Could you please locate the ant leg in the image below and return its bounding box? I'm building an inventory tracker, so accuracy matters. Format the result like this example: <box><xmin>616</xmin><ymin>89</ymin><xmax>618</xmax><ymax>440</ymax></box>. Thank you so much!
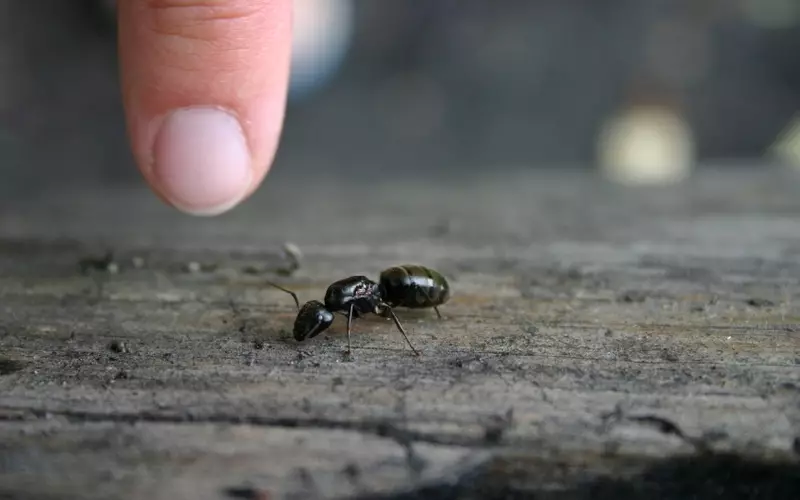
<box><xmin>346</xmin><ymin>303</ymin><xmax>355</xmax><ymax>354</ymax></box>
<box><xmin>264</xmin><ymin>280</ymin><xmax>300</xmax><ymax>310</ymax></box>
<box><xmin>381</xmin><ymin>305</ymin><xmax>420</xmax><ymax>356</ymax></box>
<box><xmin>433</xmin><ymin>305</ymin><xmax>443</xmax><ymax>319</ymax></box>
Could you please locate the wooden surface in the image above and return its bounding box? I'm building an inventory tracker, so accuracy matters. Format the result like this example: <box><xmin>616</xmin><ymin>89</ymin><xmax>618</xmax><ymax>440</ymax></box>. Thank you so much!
<box><xmin>2</xmin><ymin>167</ymin><xmax>800</xmax><ymax>499</ymax></box>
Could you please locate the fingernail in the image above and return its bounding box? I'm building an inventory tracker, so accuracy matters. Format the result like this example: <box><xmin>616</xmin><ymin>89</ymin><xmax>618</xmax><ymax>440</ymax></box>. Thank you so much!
<box><xmin>152</xmin><ymin>107</ymin><xmax>253</xmax><ymax>216</ymax></box>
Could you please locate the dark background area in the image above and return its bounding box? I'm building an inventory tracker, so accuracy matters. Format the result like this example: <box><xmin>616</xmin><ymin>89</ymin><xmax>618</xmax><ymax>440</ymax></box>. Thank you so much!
<box><xmin>0</xmin><ymin>0</ymin><xmax>799</xmax><ymax>195</ymax></box>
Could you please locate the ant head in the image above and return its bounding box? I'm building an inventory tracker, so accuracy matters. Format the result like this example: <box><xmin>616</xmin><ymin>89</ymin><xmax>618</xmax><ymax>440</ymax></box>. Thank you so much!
<box><xmin>294</xmin><ymin>300</ymin><xmax>334</xmax><ymax>341</ymax></box>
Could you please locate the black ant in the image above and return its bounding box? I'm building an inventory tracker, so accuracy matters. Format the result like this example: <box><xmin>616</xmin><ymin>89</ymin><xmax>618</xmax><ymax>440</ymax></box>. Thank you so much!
<box><xmin>266</xmin><ymin>264</ymin><xmax>451</xmax><ymax>356</ymax></box>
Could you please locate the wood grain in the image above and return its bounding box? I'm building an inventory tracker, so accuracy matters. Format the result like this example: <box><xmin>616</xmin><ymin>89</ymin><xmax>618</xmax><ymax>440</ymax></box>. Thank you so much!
<box><xmin>1</xmin><ymin>167</ymin><xmax>800</xmax><ymax>499</ymax></box>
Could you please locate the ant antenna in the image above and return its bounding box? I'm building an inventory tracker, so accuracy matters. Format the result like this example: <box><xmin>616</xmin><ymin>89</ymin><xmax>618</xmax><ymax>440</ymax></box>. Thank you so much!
<box><xmin>265</xmin><ymin>280</ymin><xmax>300</xmax><ymax>310</ymax></box>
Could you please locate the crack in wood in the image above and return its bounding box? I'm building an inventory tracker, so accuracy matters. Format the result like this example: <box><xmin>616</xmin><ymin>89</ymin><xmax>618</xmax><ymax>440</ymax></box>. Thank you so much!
<box><xmin>0</xmin><ymin>407</ymin><xmax>508</xmax><ymax>449</ymax></box>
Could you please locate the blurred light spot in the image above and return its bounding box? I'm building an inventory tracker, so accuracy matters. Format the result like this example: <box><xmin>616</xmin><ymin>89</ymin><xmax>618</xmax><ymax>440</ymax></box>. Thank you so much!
<box><xmin>598</xmin><ymin>105</ymin><xmax>694</xmax><ymax>186</ymax></box>
<box><xmin>769</xmin><ymin>114</ymin><xmax>800</xmax><ymax>167</ymax></box>
<box><xmin>644</xmin><ymin>20</ymin><xmax>711</xmax><ymax>88</ymax></box>
<box><xmin>742</xmin><ymin>0</ymin><xmax>800</xmax><ymax>29</ymax></box>
<box><xmin>289</xmin><ymin>0</ymin><xmax>355</xmax><ymax>102</ymax></box>
<box><xmin>374</xmin><ymin>73</ymin><xmax>445</xmax><ymax>141</ymax></box>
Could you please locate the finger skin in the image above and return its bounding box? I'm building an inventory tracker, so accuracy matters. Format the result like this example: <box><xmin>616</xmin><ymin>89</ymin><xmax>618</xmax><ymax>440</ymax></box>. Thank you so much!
<box><xmin>117</xmin><ymin>0</ymin><xmax>293</xmax><ymax>213</ymax></box>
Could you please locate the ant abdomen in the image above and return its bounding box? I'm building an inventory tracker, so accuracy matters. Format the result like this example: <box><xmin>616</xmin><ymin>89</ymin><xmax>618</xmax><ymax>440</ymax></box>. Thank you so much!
<box><xmin>379</xmin><ymin>265</ymin><xmax>450</xmax><ymax>315</ymax></box>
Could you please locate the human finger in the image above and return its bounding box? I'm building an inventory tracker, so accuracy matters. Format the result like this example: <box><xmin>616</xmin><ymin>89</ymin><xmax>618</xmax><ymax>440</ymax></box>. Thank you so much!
<box><xmin>117</xmin><ymin>0</ymin><xmax>293</xmax><ymax>215</ymax></box>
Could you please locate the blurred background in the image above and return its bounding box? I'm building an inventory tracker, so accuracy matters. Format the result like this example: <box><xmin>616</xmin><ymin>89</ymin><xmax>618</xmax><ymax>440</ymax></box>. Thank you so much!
<box><xmin>1</xmin><ymin>0</ymin><xmax>799</xmax><ymax>196</ymax></box>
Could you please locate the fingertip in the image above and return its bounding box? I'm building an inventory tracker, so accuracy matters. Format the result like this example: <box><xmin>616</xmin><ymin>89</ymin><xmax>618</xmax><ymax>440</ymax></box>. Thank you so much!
<box><xmin>151</xmin><ymin>106</ymin><xmax>254</xmax><ymax>216</ymax></box>
<box><xmin>117</xmin><ymin>0</ymin><xmax>292</xmax><ymax>215</ymax></box>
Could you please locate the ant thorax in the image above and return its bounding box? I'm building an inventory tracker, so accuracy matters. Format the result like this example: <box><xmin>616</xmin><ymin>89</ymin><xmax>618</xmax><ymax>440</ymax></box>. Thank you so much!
<box><xmin>324</xmin><ymin>275</ymin><xmax>382</xmax><ymax>316</ymax></box>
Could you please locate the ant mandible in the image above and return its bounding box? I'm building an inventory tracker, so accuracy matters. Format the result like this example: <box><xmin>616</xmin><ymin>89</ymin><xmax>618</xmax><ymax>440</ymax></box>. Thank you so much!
<box><xmin>266</xmin><ymin>264</ymin><xmax>451</xmax><ymax>356</ymax></box>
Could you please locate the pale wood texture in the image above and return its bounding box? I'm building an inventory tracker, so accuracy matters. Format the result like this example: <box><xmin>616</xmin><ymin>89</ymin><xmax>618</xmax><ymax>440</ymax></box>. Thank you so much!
<box><xmin>2</xmin><ymin>167</ymin><xmax>800</xmax><ymax>499</ymax></box>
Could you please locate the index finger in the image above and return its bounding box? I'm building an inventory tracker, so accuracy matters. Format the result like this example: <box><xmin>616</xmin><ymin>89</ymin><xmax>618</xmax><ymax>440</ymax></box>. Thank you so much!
<box><xmin>117</xmin><ymin>0</ymin><xmax>293</xmax><ymax>215</ymax></box>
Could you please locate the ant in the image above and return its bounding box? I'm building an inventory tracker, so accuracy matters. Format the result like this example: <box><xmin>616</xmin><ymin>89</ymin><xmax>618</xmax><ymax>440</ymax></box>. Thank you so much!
<box><xmin>266</xmin><ymin>264</ymin><xmax>451</xmax><ymax>356</ymax></box>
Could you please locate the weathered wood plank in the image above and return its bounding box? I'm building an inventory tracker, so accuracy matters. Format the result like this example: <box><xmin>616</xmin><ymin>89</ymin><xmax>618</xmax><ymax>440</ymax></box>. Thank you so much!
<box><xmin>0</xmin><ymin>420</ymin><xmax>483</xmax><ymax>500</ymax></box>
<box><xmin>2</xmin><ymin>167</ymin><xmax>800</xmax><ymax>498</ymax></box>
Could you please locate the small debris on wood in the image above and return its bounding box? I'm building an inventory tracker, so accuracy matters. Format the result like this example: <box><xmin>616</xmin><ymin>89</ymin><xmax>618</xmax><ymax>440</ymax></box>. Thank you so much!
<box><xmin>78</xmin><ymin>250</ymin><xmax>116</xmax><ymax>275</ymax></box>
<box><xmin>108</xmin><ymin>340</ymin><xmax>129</xmax><ymax>353</ymax></box>
<box><xmin>184</xmin><ymin>261</ymin><xmax>201</xmax><ymax>273</ymax></box>
<box><xmin>223</xmin><ymin>486</ymin><xmax>272</xmax><ymax>500</ymax></box>
<box><xmin>276</xmin><ymin>242</ymin><xmax>303</xmax><ymax>276</ymax></box>
<box><xmin>619</xmin><ymin>291</ymin><xmax>647</xmax><ymax>303</ymax></box>
<box><xmin>131</xmin><ymin>256</ymin><xmax>145</xmax><ymax>269</ymax></box>
<box><xmin>242</xmin><ymin>265</ymin><xmax>261</xmax><ymax>275</ymax></box>
<box><xmin>521</xmin><ymin>324</ymin><xmax>539</xmax><ymax>336</ymax></box>
<box><xmin>746</xmin><ymin>298</ymin><xmax>775</xmax><ymax>308</ymax></box>
<box><xmin>331</xmin><ymin>376</ymin><xmax>344</xmax><ymax>390</ymax></box>
<box><xmin>660</xmin><ymin>349</ymin><xmax>679</xmax><ymax>362</ymax></box>
<box><xmin>113</xmin><ymin>370</ymin><xmax>129</xmax><ymax>380</ymax></box>
<box><xmin>183</xmin><ymin>261</ymin><xmax>218</xmax><ymax>273</ymax></box>
<box><xmin>253</xmin><ymin>339</ymin><xmax>265</xmax><ymax>350</ymax></box>
<box><xmin>449</xmin><ymin>355</ymin><xmax>489</xmax><ymax>373</ymax></box>
<box><xmin>0</xmin><ymin>358</ymin><xmax>25</xmax><ymax>375</ymax></box>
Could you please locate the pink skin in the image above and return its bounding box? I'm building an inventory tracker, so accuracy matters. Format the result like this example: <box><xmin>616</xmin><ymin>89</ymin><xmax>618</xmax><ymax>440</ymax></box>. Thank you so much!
<box><xmin>117</xmin><ymin>0</ymin><xmax>293</xmax><ymax>215</ymax></box>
